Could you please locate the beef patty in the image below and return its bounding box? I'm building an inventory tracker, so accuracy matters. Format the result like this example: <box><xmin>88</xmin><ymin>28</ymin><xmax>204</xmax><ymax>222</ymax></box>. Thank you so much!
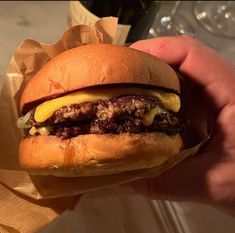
<box><xmin>28</xmin><ymin>95</ymin><xmax>187</xmax><ymax>139</ymax></box>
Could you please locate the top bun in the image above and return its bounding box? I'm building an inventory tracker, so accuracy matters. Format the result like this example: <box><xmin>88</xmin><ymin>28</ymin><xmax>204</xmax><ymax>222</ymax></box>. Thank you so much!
<box><xmin>20</xmin><ymin>44</ymin><xmax>180</xmax><ymax>112</ymax></box>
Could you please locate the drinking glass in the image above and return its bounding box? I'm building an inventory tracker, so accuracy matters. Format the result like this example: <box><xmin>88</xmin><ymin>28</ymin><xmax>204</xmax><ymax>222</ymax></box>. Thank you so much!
<box><xmin>194</xmin><ymin>1</ymin><xmax>235</xmax><ymax>38</ymax></box>
<box><xmin>149</xmin><ymin>1</ymin><xmax>194</xmax><ymax>37</ymax></box>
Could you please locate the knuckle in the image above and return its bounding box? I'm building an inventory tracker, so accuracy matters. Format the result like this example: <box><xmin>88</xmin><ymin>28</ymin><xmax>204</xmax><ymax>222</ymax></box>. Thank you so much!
<box><xmin>206</xmin><ymin>166</ymin><xmax>234</xmax><ymax>206</ymax></box>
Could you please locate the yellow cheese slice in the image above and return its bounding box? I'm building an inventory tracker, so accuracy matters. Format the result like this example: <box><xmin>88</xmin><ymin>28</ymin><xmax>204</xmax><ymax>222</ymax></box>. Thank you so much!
<box><xmin>29</xmin><ymin>126</ymin><xmax>51</xmax><ymax>136</ymax></box>
<box><xmin>143</xmin><ymin>106</ymin><xmax>167</xmax><ymax>126</ymax></box>
<box><xmin>34</xmin><ymin>87</ymin><xmax>180</xmax><ymax>123</ymax></box>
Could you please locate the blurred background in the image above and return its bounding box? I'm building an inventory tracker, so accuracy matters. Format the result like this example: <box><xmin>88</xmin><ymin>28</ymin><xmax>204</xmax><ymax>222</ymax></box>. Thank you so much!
<box><xmin>1</xmin><ymin>1</ymin><xmax>235</xmax><ymax>232</ymax></box>
<box><xmin>1</xmin><ymin>1</ymin><xmax>235</xmax><ymax>87</ymax></box>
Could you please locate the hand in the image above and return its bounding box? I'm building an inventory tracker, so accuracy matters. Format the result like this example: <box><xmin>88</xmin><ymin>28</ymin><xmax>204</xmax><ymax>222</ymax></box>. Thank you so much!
<box><xmin>126</xmin><ymin>36</ymin><xmax>235</xmax><ymax>211</ymax></box>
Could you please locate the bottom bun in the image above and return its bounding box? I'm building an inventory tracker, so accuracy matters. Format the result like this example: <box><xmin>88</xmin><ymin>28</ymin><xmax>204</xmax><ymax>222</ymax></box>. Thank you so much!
<box><xmin>19</xmin><ymin>133</ymin><xmax>183</xmax><ymax>177</ymax></box>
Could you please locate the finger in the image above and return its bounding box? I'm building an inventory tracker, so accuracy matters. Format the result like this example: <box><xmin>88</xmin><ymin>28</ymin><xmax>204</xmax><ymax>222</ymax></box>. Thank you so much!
<box><xmin>131</xmin><ymin>36</ymin><xmax>235</xmax><ymax>110</ymax></box>
<box><xmin>124</xmin><ymin>153</ymin><xmax>213</xmax><ymax>204</ymax></box>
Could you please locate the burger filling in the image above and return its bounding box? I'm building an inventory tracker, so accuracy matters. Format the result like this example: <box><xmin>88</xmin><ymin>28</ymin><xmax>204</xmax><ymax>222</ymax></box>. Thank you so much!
<box><xmin>17</xmin><ymin>87</ymin><xmax>187</xmax><ymax>139</ymax></box>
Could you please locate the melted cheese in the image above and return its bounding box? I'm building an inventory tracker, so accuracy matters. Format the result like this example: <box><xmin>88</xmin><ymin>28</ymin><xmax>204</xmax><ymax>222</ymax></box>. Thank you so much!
<box><xmin>29</xmin><ymin>126</ymin><xmax>51</xmax><ymax>136</ymax></box>
<box><xmin>34</xmin><ymin>87</ymin><xmax>180</xmax><ymax>123</ymax></box>
<box><xmin>143</xmin><ymin>107</ymin><xmax>167</xmax><ymax>126</ymax></box>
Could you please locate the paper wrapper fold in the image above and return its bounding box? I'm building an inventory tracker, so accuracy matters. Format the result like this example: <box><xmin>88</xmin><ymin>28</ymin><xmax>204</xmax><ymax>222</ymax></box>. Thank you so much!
<box><xmin>0</xmin><ymin>17</ymin><xmax>211</xmax><ymax>232</ymax></box>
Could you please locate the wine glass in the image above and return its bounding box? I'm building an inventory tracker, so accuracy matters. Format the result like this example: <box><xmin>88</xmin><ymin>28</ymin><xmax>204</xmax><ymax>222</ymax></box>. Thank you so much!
<box><xmin>194</xmin><ymin>1</ymin><xmax>235</xmax><ymax>38</ymax></box>
<box><xmin>149</xmin><ymin>1</ymin><xmax>195</xmax><ymax>38</ymax></box>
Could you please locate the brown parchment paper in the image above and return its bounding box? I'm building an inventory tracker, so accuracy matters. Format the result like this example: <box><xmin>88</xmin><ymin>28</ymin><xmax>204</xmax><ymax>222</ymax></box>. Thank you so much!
<box><xmin>0</xmin><ymin>17</ymin><xmax>211</xmax><ymax>232</ymax></box>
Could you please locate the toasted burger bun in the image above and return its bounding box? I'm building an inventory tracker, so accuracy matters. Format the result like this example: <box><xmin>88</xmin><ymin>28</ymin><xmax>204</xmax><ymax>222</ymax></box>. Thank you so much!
<box><xmin>19</xmin><ymin>133</ymin><xmax>183</xmax><ymax>177</ymax></box>
<box><xmin>19</xmin><ymin>44</ymin><xmax>183</xmax><ymax>177</ymax></box>
<box><xmin>20</xmin><ymin>44</ymin><xmax>180</xmax><ymax>113</ymax></box>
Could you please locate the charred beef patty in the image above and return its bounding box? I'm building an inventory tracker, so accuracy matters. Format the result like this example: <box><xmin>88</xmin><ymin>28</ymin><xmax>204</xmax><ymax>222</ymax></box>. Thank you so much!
<box><xmin>28</xmin><ymin>96</ymin><xmax>187</xmax><ymax>139</ymax></box>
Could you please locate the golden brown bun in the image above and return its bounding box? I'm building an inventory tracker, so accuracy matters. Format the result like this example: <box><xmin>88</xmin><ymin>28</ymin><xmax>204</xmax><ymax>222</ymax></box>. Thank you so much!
<box><xmin>19</xmin><ymin>133</ymin><xmax>183</xmax><ymax>177</ymax></box>
<box><xmin>20</xmin><ymin>44</ymin><xmax>180</xmax><ymax>112</ymax></box>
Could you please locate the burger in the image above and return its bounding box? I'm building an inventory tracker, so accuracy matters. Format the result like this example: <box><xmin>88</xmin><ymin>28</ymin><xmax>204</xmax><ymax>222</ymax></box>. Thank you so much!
<box><xmin>17</xmin><ymin>44</ymin><xmax>187</xmax><ymax>177</ymax></box>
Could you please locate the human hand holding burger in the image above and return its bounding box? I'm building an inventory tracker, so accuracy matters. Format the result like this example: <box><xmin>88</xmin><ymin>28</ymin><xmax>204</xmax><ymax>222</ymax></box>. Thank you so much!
<box><xmin>126</xmin><ymin>36</ymin><xmax>235</xmax><ymax>211</ymax></box>
<box><xmin>18</xmin><ymin>35</ymin><xmax>235</xmax><ymax>211</ymax></box>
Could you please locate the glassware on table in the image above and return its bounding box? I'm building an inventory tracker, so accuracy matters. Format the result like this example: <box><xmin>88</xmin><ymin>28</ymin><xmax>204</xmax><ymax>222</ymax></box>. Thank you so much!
<box><xmin>70</xmin><ymin>0</ymin><xmax>161</xmax><ymax>44</ymax></box>
<box><xmin>194</xmin><ymin>1</ymin><xmax>235</xmax><ymax>38</ymax></box>
<box><xmin>149</xmin><ymin>1</ymin><xmax>195</xmax><ymax>38</ymax></box>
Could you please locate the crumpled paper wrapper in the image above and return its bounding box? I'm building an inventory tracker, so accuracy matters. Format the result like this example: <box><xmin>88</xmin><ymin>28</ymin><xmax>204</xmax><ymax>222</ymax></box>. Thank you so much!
<box><xmin>0</xmin><ymin>17</ymin><xmax>211</xmax><ymax>232</ymax></box>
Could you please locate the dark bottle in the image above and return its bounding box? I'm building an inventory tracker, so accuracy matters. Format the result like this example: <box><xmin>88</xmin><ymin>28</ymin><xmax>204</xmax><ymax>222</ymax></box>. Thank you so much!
<box><xmin>79</xmin><ymin>0</ymin><xmax>161</xmax><ymax>43</ymax></box>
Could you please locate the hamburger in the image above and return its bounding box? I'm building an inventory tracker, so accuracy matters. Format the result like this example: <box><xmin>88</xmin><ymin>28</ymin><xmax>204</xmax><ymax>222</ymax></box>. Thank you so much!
<box><xmin>17</xmin><ymin>44</ymin><xmax>187</xmax><ymax>177</ymax></box>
